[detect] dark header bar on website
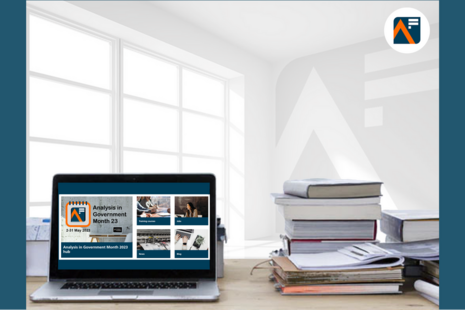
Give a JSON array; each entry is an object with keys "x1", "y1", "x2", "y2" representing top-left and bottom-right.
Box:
[{"x1": 58, "y1": 183, "x2": 210, "y2": 195}]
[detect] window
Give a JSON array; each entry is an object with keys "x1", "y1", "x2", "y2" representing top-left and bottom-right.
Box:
[
  {"x1": 27, "y1": 11, "x2": 237, "y2": 235},
  {"x1": 27, "y1": 14, "x2": 114, "y2": 218}
]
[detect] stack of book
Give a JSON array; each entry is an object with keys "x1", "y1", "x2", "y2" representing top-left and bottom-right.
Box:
[
  {"x1": 266, "y1": 240, "x2": 439, "y2": 295},
  {"x1": 271, "y1": 256, "x2": 404, "y2": 295},
  {"x1": 380, "y1": 210, "x2": 439, "y2": 304},
  {"x1": 421, "y1": 260, "x2": 439, "y2": 286},
  {"x1": 381, "y1": 210, "x2": 439, "y2": 276},
  {"x1": 271, "y1": 179, "x2": 383, "y2": 255}
]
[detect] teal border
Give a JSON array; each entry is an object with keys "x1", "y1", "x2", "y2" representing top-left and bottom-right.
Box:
[
  {"x1": 440, "y1": 0, "x2": 464, "y2": 309},
  {"x1": 1, "y1": 0, "x2": 26, "y2": 309},
  {"x1": 2, "y1": 0, "x2": 460, "y2": 308}
]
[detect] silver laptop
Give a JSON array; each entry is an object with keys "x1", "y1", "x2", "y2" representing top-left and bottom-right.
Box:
[{"x1": 30, "y1": 174, "x2": 219, "y2": 301}]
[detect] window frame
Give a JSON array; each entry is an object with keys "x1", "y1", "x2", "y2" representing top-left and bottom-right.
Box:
[{"x1": 26, "y1": 8, "x2": 230, "y2": 223}]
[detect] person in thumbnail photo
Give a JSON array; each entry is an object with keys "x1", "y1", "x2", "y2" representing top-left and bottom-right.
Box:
[
  {"x1": 137, "y1": 196, "x2": 158, "y2": 213},
  {"x1": 137, "y1": 196, "x2": 172, "y2": 218},
  {"x1": 184, "y1": 202, "x2": 199, "y2": 218},
  {"x1": 175, "y1": 233, "x2": 189, "y2": 250},
  {"x1": 174, "y1": 196, "x2": 207, "y2": 218}
]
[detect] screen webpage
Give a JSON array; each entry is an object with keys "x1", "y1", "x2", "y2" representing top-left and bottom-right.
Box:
[{"x1": 58, "y1": 183, "x2": 210, "y2": 270}]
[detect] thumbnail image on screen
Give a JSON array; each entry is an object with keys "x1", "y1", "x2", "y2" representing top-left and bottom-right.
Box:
[
  {"x1": 174, "y1": 229, "x2": 209, "y2": 251},
  {"x1": 174, "y1": 196, "x2": 208, "y2": 218},
  {"x1": 137, "y1": 196, "x2": 171, "y2": 218},
  {"x1": 137, "y1": 229, "x2": 170, "y2": 251}
]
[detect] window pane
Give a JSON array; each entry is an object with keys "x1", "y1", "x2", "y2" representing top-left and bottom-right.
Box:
[
  {"x1": 30, "y1": 142, "x2": 110, "y2": 202},
  {"x1": 230, "y1": 167, "x2": 245, "y2": 211},
  {"x1": 30, "y1": 15, "x2": 110, "y2": 89},
  {"x1": 123, "y1": 98, "x2": 178, "y2": 152},
  {"x1": 30, "y1": 77, "x2": 111, "y2": 145},
  {"x1": 229, "y1": 88, "x2": 245, "y2": 132},
  {"x1": 124, "y1": 151, "x2": 178, "y2": 173},
  {"x1": 124, "y1": 48, "x2": 178, "y2": 105},
  {"x1": 229, "y1": 167, "x2": 245, "y2": 240},
  {"x1": 30, "y1": 206, "x2": 51, "y2": 218},
  {"x1": 183, "y1": 69, "x2": 224, "y2": 117},
  {"x1": 229, "y1": 128, "x2": 244, "y2": 174},
  {"x1": 182, "y1": 157, "x2": 223, "y2": 197},
  {"x1": 182, "y1": 112, "x2": 223, "y2": 157}
]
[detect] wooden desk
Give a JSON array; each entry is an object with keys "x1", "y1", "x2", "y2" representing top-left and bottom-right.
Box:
[{"x1": 27, "y1": 259, "x2": 438, "y2": 310}]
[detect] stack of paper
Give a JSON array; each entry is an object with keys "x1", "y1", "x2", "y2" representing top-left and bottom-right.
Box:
[
  {"x1": 285, "y1": 220, "x2": 376, "y2": 240},
  {"x1": 381, "y1": 210, "x2": 439, "y2": 281},
  {"x1": 282, "y1": 236, "x2": 376, "y2": 254},
  {"x1": 271, "y1": 254, "x2": 404, "y2": 295},
  {"x1": 271, "y1": 240, "x2": 439, "y2": 295}
]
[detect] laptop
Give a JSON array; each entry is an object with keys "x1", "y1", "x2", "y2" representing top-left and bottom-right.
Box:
[{"x1": 30, "y1": 174, "x2": 219, "y2": 301}]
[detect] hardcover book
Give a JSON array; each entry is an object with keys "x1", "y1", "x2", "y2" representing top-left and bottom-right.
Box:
[
  {"x1": 380, "y1": 210, "x2": 439, "y2": 242},
  {"x1": 283, "y1": 179, "x2": 382, "y2": 199}
]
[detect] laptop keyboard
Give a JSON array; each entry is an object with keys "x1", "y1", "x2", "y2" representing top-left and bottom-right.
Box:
[{"x1": 61, "y1": 282, "x2": 197, "y2": 290}]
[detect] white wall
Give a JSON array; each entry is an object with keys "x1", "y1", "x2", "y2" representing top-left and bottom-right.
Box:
[
  {"x1": 31, "y1": 1, "x2": 275, "y2": 240},
  {"x1": 271, "y1": 24, "x2": 439, "y2": 233},
  {"x1": 28, "y1": 1, "x2": 439, "y2": 240}
]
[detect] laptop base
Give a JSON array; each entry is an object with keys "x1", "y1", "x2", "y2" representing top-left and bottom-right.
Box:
[{"x1": 30, "y1": 280, "x2": 219, "y2": 302}]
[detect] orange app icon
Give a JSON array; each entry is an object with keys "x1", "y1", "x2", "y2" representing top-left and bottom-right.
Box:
[{"x1": 66, "y1": 201, "x2": 91, "y2": 227}]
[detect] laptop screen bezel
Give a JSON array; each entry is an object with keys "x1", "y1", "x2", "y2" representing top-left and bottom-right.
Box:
[{"x1": 49, "y1": 174, "x2": 217, "y2": 280}]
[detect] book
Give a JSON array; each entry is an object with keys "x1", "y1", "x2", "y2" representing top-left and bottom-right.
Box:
[
  {"x1": 341, "y1": 240, "x2": 439, "y2": 261},
  {"x1": 421, "y1": 260, "x2": 439, "y2": 279},
  {"x1": 284, "y1": 220, "x2": 377, "y2": 240},
  {"x1": 290, "y1": 251, "x2": 405, "y2": 271},
  {"x1": 283, "y1": 178, "x2": 382, "y2": 199},
  {"x1": 281, "y1": 235, "x2": 379, "y2": 255},
  {"x1": 275, "y1": 277, "x2": 402, "y2": 295},
  {"x1": 421, "y1": 271, "x2": 439, "y2": 285},
  {"x1": 290, "y1": 240, "x2": 439, "y2": 271},
  {"x1": 273, "y1": 270, "x2": 403, "y2": 286},
  {"x1": 277, "y1": 204, "x2": 381, "y2": 220},
  {"x1": 380, "y1": 210, "x2": 439, "y2": 242},
  {"x1": 271, "y1": 256, "x2": 403, "y2": 285},
  {"x1": 270, "y1": 193, "x2": 381, "y2": 206}
]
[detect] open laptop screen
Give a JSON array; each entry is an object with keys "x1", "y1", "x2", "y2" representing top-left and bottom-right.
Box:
[{"x1": 57, "y1": 182, "x2": 211, "y2": 270}]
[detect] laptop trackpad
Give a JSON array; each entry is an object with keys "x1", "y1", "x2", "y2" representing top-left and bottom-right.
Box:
[{"x1": 99, "y1": 290, "x2": 153, "y2": 296}]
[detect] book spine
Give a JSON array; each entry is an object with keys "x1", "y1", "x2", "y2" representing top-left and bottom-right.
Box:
[{"x1": 380, "y1": 212, "x2": 403, "y2": 241}]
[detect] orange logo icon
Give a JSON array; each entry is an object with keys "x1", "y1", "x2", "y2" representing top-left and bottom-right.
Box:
[{"x1": 66, "y1": 201, "x2": 91, "y2": 227}]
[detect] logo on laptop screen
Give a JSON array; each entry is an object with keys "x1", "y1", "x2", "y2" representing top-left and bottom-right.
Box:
[
  {"x1": 385, "y1": 8, "x2": 430, "y2": 53},
  {"x1": 66, "y1": 201, "x2": 91, "y2": 227}
]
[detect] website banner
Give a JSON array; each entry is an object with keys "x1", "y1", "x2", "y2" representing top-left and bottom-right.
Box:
[
  {"x1": 60, "y1": 196, "x2": 133, "y2": 259},
  {"x1": 58, "y1": 184, "x2": 211, "y2": 270}
]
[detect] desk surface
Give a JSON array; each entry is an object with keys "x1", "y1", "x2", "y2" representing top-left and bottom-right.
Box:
[{"x1": 27, "y1": 259, "x2": 438, "y2": 310}]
